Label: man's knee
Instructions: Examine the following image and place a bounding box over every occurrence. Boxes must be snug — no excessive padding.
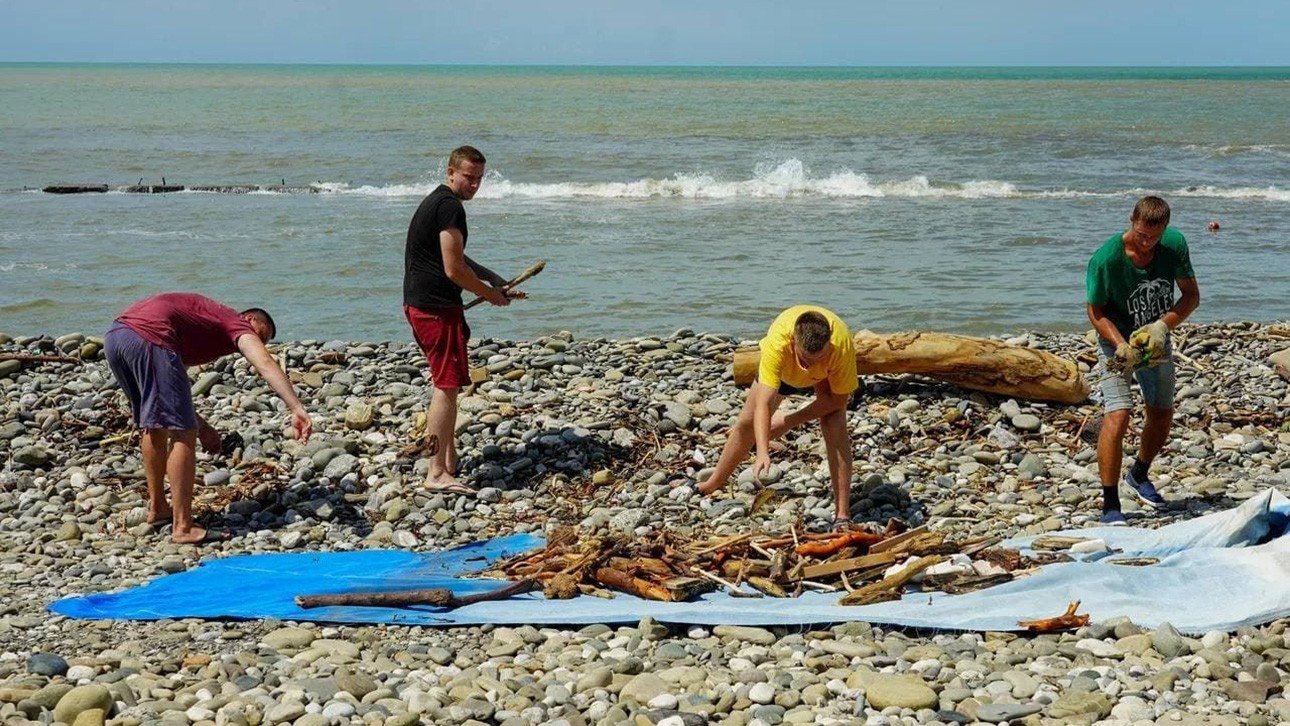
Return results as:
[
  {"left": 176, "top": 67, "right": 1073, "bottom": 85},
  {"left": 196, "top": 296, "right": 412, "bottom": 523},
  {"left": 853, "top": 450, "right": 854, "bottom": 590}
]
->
[
  {"left": 1144, "top": 405, "right": 1174, "bottom": 418},
  {"left": 820, "top": 407, "right": 846, "bottom": 428},
  {"left": 1102, "top": 409, "right": 1131, "bottom": 435}
]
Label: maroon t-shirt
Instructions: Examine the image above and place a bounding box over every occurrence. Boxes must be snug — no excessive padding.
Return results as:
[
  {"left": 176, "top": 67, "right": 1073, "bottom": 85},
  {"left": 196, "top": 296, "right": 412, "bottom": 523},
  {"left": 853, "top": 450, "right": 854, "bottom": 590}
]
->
[{"left": 115, "top": 292, "right": 256, "bottom": 366}]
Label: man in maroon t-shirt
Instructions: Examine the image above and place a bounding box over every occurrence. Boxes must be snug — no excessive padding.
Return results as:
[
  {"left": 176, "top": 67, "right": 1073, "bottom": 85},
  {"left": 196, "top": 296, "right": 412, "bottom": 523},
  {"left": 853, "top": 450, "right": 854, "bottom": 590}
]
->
[
  {"left": 403, "top": 145, "right": 522, "bottom": 496},
  {"left": 105, "top": 292, "right": 313, "bottom": 544}
]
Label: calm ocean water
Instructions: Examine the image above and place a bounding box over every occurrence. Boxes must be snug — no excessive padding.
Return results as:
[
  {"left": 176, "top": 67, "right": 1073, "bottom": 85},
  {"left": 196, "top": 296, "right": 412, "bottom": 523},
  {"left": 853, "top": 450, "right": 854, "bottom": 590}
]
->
[{"left": 1, "top": 64, "right": 1287, "bottom": 341}]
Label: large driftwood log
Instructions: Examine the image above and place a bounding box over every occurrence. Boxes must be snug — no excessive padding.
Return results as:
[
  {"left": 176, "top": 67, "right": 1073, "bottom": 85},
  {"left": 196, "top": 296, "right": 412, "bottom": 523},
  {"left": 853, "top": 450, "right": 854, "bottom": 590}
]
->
[
  {"left": 295, "top": 579, "right": 538, "bottom": 609},
  {"left": 733, "top": 329, "right": 1089, "bottom": 404}
]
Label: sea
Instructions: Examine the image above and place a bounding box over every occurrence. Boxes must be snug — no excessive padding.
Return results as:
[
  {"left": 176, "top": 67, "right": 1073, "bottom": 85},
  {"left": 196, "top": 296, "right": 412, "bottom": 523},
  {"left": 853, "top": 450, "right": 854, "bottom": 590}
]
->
[{"left": 1, "top": 64, "right": 1287, "bottom": 342}]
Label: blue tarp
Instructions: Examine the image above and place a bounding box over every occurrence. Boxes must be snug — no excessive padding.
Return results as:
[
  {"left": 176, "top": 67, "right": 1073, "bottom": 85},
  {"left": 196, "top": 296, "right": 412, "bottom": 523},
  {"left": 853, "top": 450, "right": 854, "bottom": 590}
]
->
[{"left": 51, "top": 489, "right": 1290, "bottom": 634}]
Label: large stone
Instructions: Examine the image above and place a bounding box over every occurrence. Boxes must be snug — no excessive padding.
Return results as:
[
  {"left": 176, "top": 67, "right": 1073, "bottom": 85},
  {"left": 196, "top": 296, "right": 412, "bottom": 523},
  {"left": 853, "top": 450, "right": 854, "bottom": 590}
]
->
[
  {"left": 322, "top": 453, "right": 359, "bottom": 479},
  {"left": 1011, "top": 413, "right": 1042, "bottom": 432},
  {"left": 1221, "top": 679, "right": 1280, "bottom": 703},
  {"left": 620, "top": 673, "right": 669, "bottom": 705},
  {"left": 71, "top": 709, "right": 106, "bottom": 726},
  {"left": 575, "top": 666, "right": 613, "bottom": 693},
  {"left": 31, "top": 683, "right": 74, "bottom": 710},
  {"left": 336, "top": 671, "right": 378, "bottom": 699},
  {"left": 14, "top": 446, "right": 51, "bottom": 468},
  {"left": 267, "top": 702, "right": 306, "bottom": 723},
  {"left": 191, "top": 371, "right": 222, "bottom": 396},
  {"left": 344, "top": 402, "right": 374, "bottom": 431},
  {"left": 53, "top": 685, "right": 113, "bottom": 724},
  {"left": 1046, "top": 691, "right": 1112, "bottom": 720},
  {"left": 1153, "top": 621, "right": 1189, "bottom": 658},
  {"left": 976, "top": 702, "right": 1042, "bottom": 722},
  {"left": 660, "top": 401, "right": 693, "bottom": 429},
  {"left": 714, "top": 625, "right": 777, "bottom": 645},
  {"left": 1270, "top": 347, "right": 1290, "bottom": 381},
  {"left": 0, "top": 359, "right": 21, "bottom": 378},
  {"left": 28, "top": 653, "right": 69, "bottom": 676},
  {"left": 855, "top": 673, "right": 938, "bottom": 710},
  {"left": 262, "top": 626, "right": 316, "bottom": 650}
]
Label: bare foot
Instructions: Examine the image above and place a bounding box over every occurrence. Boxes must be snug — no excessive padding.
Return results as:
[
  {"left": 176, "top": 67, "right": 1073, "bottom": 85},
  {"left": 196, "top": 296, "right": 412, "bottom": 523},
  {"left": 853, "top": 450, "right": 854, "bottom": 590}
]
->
[
  {"left": 171, "top": 526, "right": 231, "bottom": 545},
  {"left": 422, "top": 472, "right": 477, "bottom": 496},
  {"left": 696, "top": 478, "right": 723, "bottom": 495},
  {"left": 147, "top": 505, "right": 173, "bottom": 524}
]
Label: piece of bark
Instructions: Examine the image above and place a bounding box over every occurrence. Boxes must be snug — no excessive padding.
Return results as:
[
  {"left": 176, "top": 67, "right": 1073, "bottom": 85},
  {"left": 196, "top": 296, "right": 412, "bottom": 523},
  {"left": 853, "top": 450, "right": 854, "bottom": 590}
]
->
[
  {"left": 940, "top": 572, "right": 1014, "bottom": 595},
  {"left": 543, "top": 573, "right": 580, "bottom": 599},
  {"left": 746, "top": 576, "right": 789, "bottom": 598},
  {"left": 295, "top": 579, "right": 537, "bottom": 609},
  {"left": 978, "top": 548, "right": 1025, "bottom": 572},
  {"left": 868, "top": 525, "right": 929, "bottom": 554},
  {"left": 1018, "top": 600, "right": 1090, "bottom": 633},
  {"left": 733, "top": 329, "right": 1089, "bottom": 404},
  {"left": 838, "top": 555, "right": 944, "bottom": 606},
  {"left": 593, "top": 567, "right": 674, "bottom": 601},
  {"left": 800, "top": 552, "right": 898, "bottom": 579}
]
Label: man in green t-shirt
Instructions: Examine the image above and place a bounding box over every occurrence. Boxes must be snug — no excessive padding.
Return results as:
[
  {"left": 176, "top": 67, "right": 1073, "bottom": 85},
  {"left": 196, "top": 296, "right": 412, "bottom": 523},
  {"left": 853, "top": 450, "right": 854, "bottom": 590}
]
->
[{"left": 1086, "top": 196, "right": 1200, "bottom": 524}]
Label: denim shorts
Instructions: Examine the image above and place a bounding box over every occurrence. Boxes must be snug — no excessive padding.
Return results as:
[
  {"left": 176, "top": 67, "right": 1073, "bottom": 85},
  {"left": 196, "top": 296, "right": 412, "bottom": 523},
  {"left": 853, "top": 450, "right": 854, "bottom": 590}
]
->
[
  {"left": 1095, "top": 337, "right": 1176, "bottom": 412},
  {"left": 104, "top": 323, "right": 199, "bottom": 430}
]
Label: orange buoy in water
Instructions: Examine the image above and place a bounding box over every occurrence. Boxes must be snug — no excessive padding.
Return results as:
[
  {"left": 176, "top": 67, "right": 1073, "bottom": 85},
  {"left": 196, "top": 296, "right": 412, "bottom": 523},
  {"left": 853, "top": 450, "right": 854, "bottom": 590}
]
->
[{"left": 1208, "top": 220, "right": 1220, "bottom": 232}]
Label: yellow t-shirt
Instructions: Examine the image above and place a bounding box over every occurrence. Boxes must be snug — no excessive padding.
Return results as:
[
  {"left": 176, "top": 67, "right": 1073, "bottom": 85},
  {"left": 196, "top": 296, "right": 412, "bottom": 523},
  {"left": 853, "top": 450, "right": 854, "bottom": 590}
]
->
[{"left": 757, "top": 305, "right": 858, "bottom": 395}]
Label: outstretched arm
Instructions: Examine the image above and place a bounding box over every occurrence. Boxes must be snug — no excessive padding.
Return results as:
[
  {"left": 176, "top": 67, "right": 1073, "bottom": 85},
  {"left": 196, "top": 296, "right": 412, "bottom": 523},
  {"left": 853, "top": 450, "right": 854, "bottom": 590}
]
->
[{"left": 236, "top": 334, "right": 312, "bottom": 441}]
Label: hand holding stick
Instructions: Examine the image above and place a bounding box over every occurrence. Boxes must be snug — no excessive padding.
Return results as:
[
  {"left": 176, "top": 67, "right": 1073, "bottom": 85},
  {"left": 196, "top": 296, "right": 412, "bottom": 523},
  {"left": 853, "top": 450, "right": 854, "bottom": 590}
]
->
[{"left": 465, "top": 260, "right": 546, "bottom": 310}]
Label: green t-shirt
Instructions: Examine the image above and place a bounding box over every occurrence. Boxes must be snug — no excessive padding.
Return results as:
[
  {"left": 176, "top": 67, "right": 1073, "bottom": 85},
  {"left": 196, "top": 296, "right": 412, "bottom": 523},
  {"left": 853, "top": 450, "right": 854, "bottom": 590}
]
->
[{"left": 1086, "top": 227, "right": 1195, "bottom": 339}]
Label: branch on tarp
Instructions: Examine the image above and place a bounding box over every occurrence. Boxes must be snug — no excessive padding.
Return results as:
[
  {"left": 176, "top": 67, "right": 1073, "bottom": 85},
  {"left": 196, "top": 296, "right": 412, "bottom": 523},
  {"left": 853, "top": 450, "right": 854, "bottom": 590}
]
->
[{"left": 294, "top": 578, "right": 538, "bottom": 610}]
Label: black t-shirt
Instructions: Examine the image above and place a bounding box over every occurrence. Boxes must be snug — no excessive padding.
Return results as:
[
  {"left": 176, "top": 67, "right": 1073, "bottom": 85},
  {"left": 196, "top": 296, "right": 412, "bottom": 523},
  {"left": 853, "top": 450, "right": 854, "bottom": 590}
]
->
[{"left": 403, "top": 184, "right": 468, "bottom": 308}]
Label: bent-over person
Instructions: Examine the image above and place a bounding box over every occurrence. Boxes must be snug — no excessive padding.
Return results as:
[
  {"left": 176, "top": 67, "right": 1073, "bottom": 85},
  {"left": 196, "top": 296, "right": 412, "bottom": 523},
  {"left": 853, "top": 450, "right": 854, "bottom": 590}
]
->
[
  {"left": 104, "top": 292, "right": 313, "bottom": 543},
  {"left": 697, "top": 305, "right": 858, "bottom": 525}
]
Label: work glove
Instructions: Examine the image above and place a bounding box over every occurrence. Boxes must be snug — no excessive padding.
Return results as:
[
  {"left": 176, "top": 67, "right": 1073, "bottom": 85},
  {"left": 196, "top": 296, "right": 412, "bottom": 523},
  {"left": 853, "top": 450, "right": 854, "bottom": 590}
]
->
[
  {"left": 1110, "top": 342, "right": 1140, "bottom": 373},
  {"left": 1129, "top": 320, "right": 1169, "bottom": 362}
]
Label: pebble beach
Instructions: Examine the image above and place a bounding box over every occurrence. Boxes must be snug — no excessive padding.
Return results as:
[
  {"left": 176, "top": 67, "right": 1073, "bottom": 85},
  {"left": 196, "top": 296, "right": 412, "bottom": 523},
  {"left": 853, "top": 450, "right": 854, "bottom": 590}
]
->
[{"left": 1, "top": 322, "right": 1288, "bottom": 725}]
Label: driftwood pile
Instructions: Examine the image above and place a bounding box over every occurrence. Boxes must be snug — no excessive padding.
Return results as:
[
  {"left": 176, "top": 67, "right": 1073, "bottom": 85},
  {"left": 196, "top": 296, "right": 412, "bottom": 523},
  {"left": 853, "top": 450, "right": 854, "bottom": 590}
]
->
[
  {"left": 485, "top": 521, "right": 1057, "bottom": 608},
  {"left": 292, "top": 522, "right": 1090, "bottom": 632}
]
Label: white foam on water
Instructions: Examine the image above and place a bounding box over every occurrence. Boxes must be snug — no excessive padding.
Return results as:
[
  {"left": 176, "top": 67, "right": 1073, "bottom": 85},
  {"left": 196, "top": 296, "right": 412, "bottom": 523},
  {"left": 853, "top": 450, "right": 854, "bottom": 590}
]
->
[
  {"left": 16, "top": 158, "right": 1288, "bottom": 202},
  {"left": 308, "top": 160, "right": 1288, "bottom": 202}
]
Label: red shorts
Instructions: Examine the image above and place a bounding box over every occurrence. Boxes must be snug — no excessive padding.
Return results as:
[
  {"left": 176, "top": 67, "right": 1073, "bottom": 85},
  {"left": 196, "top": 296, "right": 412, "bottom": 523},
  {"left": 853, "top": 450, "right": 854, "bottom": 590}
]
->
[{"left": 404, "top": 304, "right": 471, "bottom": 390}]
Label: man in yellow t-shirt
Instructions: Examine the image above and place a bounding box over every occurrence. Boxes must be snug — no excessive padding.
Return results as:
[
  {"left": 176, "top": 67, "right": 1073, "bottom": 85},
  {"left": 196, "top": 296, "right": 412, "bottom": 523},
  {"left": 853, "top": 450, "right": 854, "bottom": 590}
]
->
[{"left": 697, "top": 305, "right": 859, "bottom": 524}]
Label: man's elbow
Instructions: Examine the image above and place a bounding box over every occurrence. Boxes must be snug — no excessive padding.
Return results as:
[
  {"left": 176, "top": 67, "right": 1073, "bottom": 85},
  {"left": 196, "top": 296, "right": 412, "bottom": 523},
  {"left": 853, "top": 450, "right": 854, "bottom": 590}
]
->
[{"left": 444, "top": 264, "right": 470, "bottom": 285}]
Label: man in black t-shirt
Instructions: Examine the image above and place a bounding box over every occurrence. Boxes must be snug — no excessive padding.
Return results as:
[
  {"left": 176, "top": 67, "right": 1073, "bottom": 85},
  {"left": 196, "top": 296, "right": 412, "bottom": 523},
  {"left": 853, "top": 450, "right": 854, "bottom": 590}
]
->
[{"left": 403, "top": 145, "right": 519, "bottom": 495}]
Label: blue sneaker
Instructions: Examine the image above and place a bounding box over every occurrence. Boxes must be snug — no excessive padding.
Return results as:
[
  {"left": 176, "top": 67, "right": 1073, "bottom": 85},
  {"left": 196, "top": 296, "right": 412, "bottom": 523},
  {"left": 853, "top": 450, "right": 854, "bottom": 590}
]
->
[
  {"left": 1125, "top": 469, "right": 1167, "bottom": 508},
  {"left": 1100, "top": 510, "right": 1127, "bottom": 526}
]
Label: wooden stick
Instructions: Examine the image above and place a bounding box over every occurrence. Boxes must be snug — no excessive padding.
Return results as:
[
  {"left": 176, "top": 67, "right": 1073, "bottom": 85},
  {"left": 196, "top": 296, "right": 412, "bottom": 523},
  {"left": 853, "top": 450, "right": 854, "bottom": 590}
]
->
[
  {"left": 839, "top": 555, "right": 944, "bottom": 606},
  {"left": 697, "top": 569, "right": 761, "bottom": 598},
  {"left": 463, "top": 260, "right": 546, "bottom": 310},
  {"left": 1017, "top": 600, "right": 1090, "bottom": 633},
  {"left": 0, "top": 353, "right": 82, "bottom": 364},
  {"left": 295, "top": 579, "right": 537, "bottom": 609}
]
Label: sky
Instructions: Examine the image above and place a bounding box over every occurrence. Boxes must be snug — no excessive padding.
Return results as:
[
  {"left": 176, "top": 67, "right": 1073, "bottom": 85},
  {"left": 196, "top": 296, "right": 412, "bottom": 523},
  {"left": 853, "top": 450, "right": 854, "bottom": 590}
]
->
[{"left": 1, "top": 0, "right": 1287, "bottom": 66}]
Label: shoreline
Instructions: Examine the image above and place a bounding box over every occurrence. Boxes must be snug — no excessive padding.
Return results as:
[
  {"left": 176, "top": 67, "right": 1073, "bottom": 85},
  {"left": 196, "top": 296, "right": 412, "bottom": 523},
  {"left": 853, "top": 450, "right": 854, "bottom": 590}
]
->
[{"left": 1, "top": 321, "right": 1288, "bottom": 724}]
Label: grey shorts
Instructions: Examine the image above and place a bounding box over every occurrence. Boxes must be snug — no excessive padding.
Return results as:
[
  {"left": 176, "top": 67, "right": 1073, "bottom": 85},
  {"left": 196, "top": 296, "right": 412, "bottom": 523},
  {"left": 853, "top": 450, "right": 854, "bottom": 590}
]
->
[
  {"left": 1095, "top": 337, "right": 1176, "bottom": 413},
  {"left": 104, "top": 323, "right": 198, "bottom": 430}
]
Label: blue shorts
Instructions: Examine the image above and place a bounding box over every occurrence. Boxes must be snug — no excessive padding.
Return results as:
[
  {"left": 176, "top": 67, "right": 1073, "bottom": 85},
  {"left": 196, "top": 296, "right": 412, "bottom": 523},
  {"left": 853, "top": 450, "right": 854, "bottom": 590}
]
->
[
  {"left": 104, "top": 323, "right": 199, "bottom": 430},
  {"left": 1095, "top": 337, "right": 1176, "bottom": 413}
]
